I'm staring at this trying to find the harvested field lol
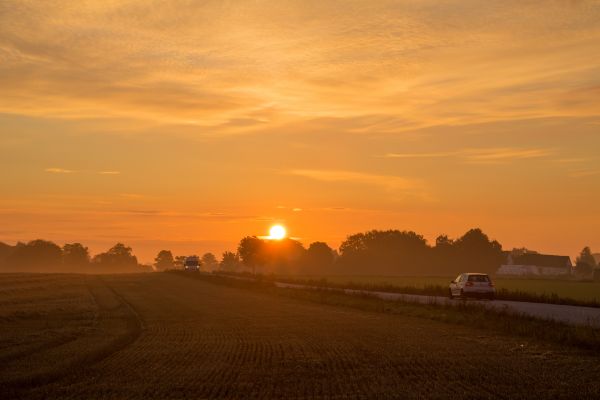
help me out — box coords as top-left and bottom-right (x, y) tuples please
(2, 273), (600, 399)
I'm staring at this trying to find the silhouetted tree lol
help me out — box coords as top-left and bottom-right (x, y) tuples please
(7, 239), (62, 272)
(263, 238), (305, 275)
(577, 247), (596, 268)
(575, 261), (594, 277)
(338, 230), (430, 275)
(62, 243), (90, 271)
(154, 250), (174, 271)
(301, 242), (335, 274)
(0, 242), (14, 271)
(238, 236), (265, 274)
(432, 235), (455, 274)
(238, 236), (306, 274)
(201, 253), (219, 271)
(575, 247), (596, 277)
(92, 243), (139, 273)
(174, 255), (186, 269)
(453, 229), (503, 274)
(220, 251), (241, 272)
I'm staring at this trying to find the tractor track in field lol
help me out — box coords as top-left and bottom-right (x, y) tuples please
(2, 276), (144, 396)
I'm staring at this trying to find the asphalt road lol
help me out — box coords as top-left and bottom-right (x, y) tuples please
(275, 282), (600, 328)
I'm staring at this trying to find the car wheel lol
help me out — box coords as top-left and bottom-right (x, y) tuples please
(460, 289), (464, 299)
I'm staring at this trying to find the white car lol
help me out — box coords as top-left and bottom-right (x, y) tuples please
(449, 273), (495, 300)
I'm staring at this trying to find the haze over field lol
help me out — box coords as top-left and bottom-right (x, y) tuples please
(1, 1), (599, 261)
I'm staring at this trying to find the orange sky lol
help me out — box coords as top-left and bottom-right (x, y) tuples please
(1, 1), (599, 263)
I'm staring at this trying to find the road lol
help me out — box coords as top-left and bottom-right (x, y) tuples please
(275, 282), (600, 328)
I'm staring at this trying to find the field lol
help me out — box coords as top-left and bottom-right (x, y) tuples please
(2, 273), (600, 399)
(285, 275), (600, 304)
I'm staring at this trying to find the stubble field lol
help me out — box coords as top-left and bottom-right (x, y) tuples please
(1, 272), (600, 399)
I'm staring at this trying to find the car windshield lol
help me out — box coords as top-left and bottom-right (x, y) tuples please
(468, 275), (489, 282)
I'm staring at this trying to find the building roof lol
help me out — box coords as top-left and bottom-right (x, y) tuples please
(512, 253), (571, 268)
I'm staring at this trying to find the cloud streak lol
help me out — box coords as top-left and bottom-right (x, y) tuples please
(383, 147), (554, 163)
(45, 167), (74, 174)
(288, 169), (426, 196)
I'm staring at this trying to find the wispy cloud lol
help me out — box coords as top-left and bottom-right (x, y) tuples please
(464, 148), (554, 163)
(383, 147), (554, 163)
(288, 169), (425, 196)
(45, 167), (74, 174)
(45, 168), (121, 175)
(383, 151), (459, 159)
(569, 169), (600, 178)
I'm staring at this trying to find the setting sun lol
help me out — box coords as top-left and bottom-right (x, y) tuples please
(269, 225), (287, 240)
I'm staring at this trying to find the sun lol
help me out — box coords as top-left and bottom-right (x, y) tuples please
(269, 224), (287, 240)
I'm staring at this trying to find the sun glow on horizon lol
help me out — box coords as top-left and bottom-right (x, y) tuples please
(268, 225), (287, 240)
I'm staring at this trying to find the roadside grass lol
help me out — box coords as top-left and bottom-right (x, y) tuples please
(174, 271), (600, 352)
(270, 275), (600, 308)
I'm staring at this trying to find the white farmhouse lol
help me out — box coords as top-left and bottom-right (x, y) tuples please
(497, 253), (572, 276)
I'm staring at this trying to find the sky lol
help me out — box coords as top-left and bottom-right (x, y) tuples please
(1, 0), (599, 263)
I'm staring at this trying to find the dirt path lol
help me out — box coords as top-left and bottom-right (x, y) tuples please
(11, 273), (599, 399)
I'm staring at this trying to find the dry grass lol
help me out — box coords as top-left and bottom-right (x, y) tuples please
(2, 272), (600, 399)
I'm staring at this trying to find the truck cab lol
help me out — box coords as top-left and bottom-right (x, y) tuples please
(184, 256), (200, 271)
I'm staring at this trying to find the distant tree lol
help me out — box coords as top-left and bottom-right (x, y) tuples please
(577, 247), (596, 268)
(238, 236), (265, 274)
(432, 235), (455, 274)
(435, 235), (453, 248)
(301, 242), (335, 274)
(154, 250), (174, 271)
(0, 242), (14, 271)
(174, 255), (186, 269)
(338, 230), (430, 275)
(220, 251), (241, 272)
(138, 263), (154, 273)
(201, 253), (219, 271)
(7, 239), (62, 272)
(62, 243), (90, 271)
(453, 229), (504, 274)
(263, 238), (305, 275)
(575, 261), (594, 277)
(238, 236), (306, 274)
(92, 243), (139, 273)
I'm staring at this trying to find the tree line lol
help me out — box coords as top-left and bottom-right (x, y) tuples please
(223, 228), (597, 276)
(0, 240), (149, 273)
(232, 228), (505, 276)
(1, 228), (597, 276)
